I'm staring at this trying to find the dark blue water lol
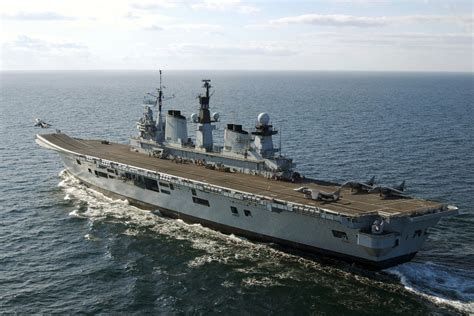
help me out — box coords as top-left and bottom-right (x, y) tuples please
(1, 71), (473, 314)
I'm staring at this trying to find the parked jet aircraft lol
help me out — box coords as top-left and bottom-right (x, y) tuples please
(369, 181), (406, 198)
(294, 186), (341, 202)
(342, 176), (375, 193)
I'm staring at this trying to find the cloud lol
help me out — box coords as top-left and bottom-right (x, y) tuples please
(167, 43), (295, 56)
(124, 11), (141, 20)
(1, 35), (91, 70)
(269, 14), (473, 28)
(1, 11), (76, 21)
(271, 14), (387, 27)
(385, 32), (473, 42)
(130, 0), (260, 14)
(191, 0), (260, 14)
(3, 35), (87, 52)
(237, 5), (260, 14)
(145, 25), (164, 31)
(145, 23), (223, 32)
(397, 14), (473, 25)
(332, 0), (388, 2)
(171, 23), (223, 31)
(131, 1), (178, 10)
(358, 32), (474, 49)
(244, 23), (274, 30)
(302, 31), (473, 50)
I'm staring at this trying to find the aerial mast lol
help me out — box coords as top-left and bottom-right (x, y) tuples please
(198, 79), (212, 123)
(158, 70), (163, 113)
(154, 69), (168, 143)
(279, 125), (282, 157)
(193, 79), (218, 151)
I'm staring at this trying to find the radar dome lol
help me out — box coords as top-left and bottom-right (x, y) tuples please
(212, 112), (220, 122)
(190, 113), (198, 123)
(257, 112), (270, 125)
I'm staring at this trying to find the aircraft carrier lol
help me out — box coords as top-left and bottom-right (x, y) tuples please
(36, 72), (458, 269)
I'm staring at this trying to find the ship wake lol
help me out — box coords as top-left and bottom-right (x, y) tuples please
(386, 262), (474, 314)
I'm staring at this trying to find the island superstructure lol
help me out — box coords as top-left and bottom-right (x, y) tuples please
(131, 74), (295, 181)
(36, 71), (458, 269)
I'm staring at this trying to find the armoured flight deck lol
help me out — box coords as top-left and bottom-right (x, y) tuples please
(39, 133), (442, 219)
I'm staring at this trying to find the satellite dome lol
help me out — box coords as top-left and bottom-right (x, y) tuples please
(257, 112), (270, 125)
(191, 113), (198, 123)
(212, 112), (220, 122)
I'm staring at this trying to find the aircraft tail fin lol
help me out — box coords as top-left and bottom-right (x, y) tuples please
(397, 180), (406, 192)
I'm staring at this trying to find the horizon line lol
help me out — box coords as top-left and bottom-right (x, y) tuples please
(1, 69), (472, 74)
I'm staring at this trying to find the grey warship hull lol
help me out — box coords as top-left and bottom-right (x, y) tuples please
(36, 133), (457, 269)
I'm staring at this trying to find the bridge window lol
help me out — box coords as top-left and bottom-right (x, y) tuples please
(332, 230), (348, 240)
(169, 183), (174, 190)
(191, 189), (197, 196)
(413, 230), (422, 238)
(230, 206), (238, 215)
(161, 189), (170, 195)
(88, 168), (92, 173)
(244, 210), (252, 217)
(159, 182), (169, 188)
(76, 159), (81, 165)
(192, 197), (210, 207)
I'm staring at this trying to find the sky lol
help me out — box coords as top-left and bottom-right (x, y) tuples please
(1, 0), (472, 71)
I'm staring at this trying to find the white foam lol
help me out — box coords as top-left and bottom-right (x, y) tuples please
(122, 228), (140, 237)
(241, 276), (282, 288)
(187, 255), (221, 268)
(387, 262), (474, 314)
(221, 280), (235, 288)
(68, 209), (85, 218)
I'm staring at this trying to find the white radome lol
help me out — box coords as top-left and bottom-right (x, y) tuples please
(191, 113), (198, 123)
(257, 112), (270, 125)
(212, 112), (220, 122)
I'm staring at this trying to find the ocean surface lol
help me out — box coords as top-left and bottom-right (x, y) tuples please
(1, 70), (473, 315)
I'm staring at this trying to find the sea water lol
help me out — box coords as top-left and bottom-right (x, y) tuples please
(0, 71), (472, 314)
